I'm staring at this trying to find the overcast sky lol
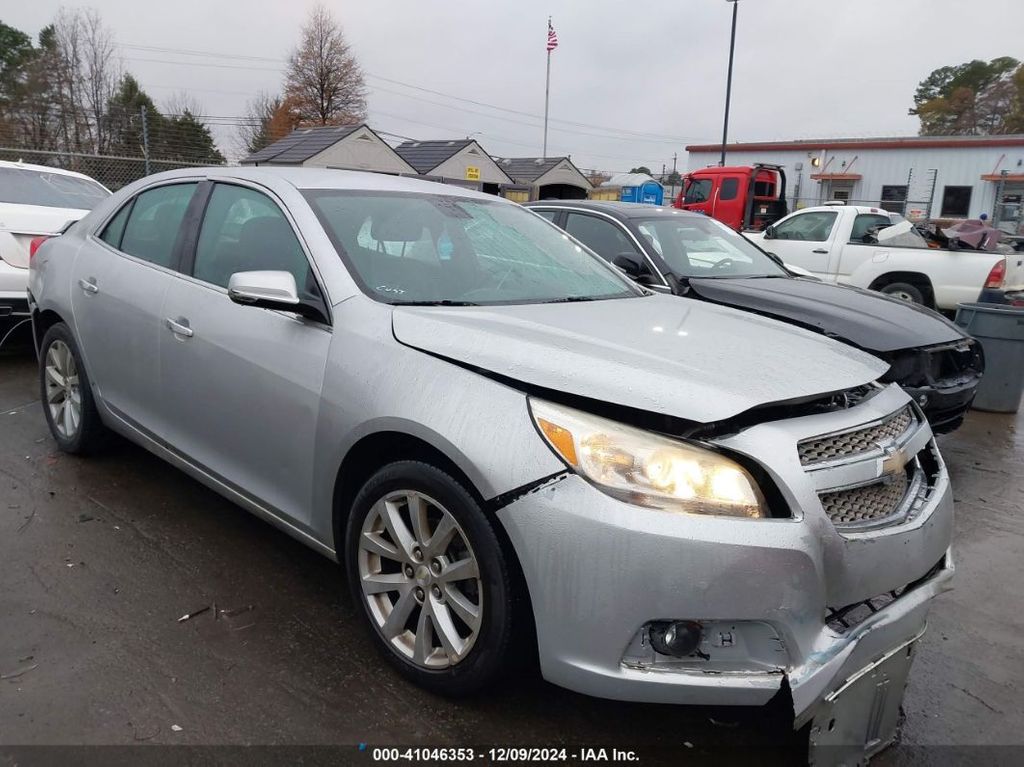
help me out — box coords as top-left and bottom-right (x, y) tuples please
(5, 0), (1023, 170)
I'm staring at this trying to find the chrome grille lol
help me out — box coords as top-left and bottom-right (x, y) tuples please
(797, 406), (913, 466)
(819, 473), (909, 526)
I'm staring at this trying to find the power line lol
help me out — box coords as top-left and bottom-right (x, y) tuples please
(116, 43), (700, 144)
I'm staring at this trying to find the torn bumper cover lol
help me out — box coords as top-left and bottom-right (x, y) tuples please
(495, 384), (954, 733)
(883, 340), (984, 434)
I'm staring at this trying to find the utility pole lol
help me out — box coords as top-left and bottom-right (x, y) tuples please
(720, 0), (739, 167)
(140, 106), (151, 176)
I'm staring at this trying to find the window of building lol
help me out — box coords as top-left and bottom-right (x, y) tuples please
(940, 186), (972, 218)
(879, 185), (908, 215)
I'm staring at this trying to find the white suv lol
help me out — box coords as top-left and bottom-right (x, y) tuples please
(0, 160), (109, 347)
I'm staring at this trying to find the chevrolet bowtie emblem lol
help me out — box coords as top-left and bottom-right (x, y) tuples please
(881, 444), (909, 475)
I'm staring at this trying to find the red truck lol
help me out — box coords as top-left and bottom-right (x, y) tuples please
(673, 163), (788, 231)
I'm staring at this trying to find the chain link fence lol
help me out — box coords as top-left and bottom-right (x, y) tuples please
(0, 146), (221, 191)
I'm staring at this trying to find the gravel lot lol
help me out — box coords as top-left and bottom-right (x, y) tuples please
(1, 349), (1021, 760)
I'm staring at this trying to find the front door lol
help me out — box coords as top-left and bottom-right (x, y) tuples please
(71, 182), (198, 436)
(763, 209), (840, 279)
(158, 182), (331, 526)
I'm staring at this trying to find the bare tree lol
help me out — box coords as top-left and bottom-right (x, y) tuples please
(80, 8), (120, 153)
(285, 4), (367, 126)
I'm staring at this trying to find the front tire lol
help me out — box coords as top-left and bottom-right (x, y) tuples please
(345, 461), (514, 696)
(39, 322), (106, 454)
(880, 282), (925, 304)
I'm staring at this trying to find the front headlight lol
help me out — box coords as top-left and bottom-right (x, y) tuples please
(530, 399), (767, 518)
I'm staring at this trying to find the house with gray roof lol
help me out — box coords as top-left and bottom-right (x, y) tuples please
(494, 156), (592, 201)
(241, 124), (416, 175)
(394, 139), (512, 193)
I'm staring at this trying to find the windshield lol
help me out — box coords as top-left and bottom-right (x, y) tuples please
(0, 167), (109, 210)
(635, 214), (788, 279)
(304, 191), (642, 305)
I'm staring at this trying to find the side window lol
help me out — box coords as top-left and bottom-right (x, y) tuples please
(119, 183), (198, 267)
(564, 213), (639, 261)
(772, 211), (838, 243)
(99, 202), (132, 249)
(849, 214), (892, 243)
(532, 209), (559, 223)
(719, 177), (740, 201)
(684, 179), (712, 204)
(194, 184), (310, 292)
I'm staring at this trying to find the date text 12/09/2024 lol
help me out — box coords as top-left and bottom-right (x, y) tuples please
(368, 747), (641, 762)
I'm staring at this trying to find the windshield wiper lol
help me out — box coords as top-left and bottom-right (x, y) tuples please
(540, 295), (601, 304)
(398, 300), (481, 306)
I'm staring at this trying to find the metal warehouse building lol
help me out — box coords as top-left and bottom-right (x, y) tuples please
(686, 135), (1024, 232)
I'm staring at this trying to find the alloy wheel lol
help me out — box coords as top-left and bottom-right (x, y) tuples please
(357, 490), (483, 669)
(44, 340), (81, 440)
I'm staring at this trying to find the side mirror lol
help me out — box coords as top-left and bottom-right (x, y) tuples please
(612, 252), (645, 279)
(764, 224), (775, 239)
(228, 270), (300, 311)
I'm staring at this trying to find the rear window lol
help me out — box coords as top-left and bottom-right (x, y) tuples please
(0, 167), (109, 210)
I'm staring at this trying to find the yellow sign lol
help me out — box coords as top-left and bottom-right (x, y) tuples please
(465, 166), (481, 181)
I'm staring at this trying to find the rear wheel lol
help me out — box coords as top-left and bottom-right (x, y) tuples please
(345, 461), (514, 696)
(39, 323), (106, 454)
(880, 282), (925, 304)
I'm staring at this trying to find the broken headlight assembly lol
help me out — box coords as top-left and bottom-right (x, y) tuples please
(529, 399), (767, 518)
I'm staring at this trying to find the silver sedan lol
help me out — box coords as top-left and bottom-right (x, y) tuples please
(28, 168), (952, 758)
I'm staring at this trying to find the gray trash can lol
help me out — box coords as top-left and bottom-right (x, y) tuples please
(955, 302), (1024, 413)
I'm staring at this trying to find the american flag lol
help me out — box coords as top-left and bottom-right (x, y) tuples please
(547, 19), (558, 52)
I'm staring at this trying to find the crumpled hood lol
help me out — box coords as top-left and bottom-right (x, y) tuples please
(392, 295), (888, 424)
(686, 277), (967, 353)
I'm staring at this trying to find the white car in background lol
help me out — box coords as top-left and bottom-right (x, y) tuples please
(0, 160), (110, 347)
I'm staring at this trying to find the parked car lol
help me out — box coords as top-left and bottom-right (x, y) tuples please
(0, 160), (110, 348)
(526, 200), (983, 433)
(30, 168), (954, 760)
(745, 204), (1024, 310)
(672, 163), (788, 231)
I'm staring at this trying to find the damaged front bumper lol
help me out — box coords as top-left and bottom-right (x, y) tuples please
(496, 384), (953, 750)
(886, 340), (984, 434)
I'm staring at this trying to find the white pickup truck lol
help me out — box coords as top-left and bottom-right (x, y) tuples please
(747, 204), (1024, 311)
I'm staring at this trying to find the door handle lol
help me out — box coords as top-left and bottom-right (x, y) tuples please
(78, 278), (99, 295)
(812, 248), (829, 254)
(165, 317), (194, 338)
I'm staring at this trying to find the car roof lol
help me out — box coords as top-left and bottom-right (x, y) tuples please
(524, 199), (703, 221)
(137, 165), (502, 202)
(0, 158), (106, 185)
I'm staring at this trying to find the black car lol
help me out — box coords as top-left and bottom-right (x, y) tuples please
(525, 200), (983, 433)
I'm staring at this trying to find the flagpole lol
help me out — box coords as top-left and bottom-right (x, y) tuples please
(543, 23), (551, 157)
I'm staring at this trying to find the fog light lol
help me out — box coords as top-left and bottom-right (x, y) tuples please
(648, 620), (703, 657)
(917, 393), (929, 407)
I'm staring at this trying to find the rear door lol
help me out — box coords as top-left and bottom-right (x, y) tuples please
(761, 209), (840, 279)
(157, 181), (331, 526)
(71, 181), (199, 436)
